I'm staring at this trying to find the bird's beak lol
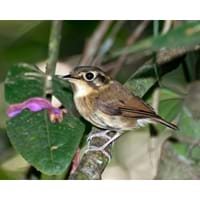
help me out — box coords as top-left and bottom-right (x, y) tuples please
(56, 74), (79, 84)
(57, 74), (72, 79)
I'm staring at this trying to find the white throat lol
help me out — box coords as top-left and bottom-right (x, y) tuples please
(71, 81), (94, 98)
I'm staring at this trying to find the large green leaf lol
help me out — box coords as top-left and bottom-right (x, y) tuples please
(169, 81), (200, 161)
(125, 60), (181, 98)
(112, 22), (200, 58)
(172, 106), (200, 160)
(125, 64), (157, 98)
(180, 81), (200, 139)
(158, 89), (183, 131)
(179, 107), (200, 139)
(5, 63), (85, 175)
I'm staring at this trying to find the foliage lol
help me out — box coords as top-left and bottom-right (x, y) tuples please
(5, 64), (85, 175)
(1, 21), (200, 179)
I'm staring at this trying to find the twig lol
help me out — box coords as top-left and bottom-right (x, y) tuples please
(45, 20), (62, 96)
(152, 88), (160, 113)
(156, 45), (200, 65)
(169, 133), (200, 162)
(153, 20), (160, 86)
(152, 20), (172, 111)
(124, 44), (200, 68)
(153, 20), (172, 87)
(161, 20), (172, 35)
(46, 20), (62, 76)
(171, 134), (200, 147)
(110, 20), (150, 77)
(80, 21), (113, 65)
(93, 21), (125, 65)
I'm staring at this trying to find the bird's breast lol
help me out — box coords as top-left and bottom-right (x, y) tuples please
(74, 95), (138, 130)
(74, 96), (93, 117)
(74, 95), (111, 129)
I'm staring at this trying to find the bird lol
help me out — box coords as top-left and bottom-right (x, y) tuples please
(60, 66), (178, 158)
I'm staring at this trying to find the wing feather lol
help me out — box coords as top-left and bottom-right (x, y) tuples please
(96, 81), (178, 130)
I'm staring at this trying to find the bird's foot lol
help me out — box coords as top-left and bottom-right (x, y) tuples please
(87, 130), (112, 143)
(85, 145), (112, 160)
(86, 131), (122, 161)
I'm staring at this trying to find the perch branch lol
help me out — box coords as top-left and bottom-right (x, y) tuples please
(69, 130), (116, 180)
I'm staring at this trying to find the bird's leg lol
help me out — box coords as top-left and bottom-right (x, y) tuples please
(86, 131), (122, 160)
(87, 129), (112, 142)
(96, 131), (122, 149)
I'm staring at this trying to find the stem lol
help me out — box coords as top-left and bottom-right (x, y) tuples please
(153, 20), (160, 85)
(110, 20), (150, 77)
(93, 21), (125, 65)
(44, 21), (62, 97)
(80, 21), (112, 65)
(153, 20), (159, 37)
(46, 20), (62, 76)
(161, 20), (172, 35)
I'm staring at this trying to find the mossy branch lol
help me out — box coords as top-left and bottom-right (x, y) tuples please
(69, 130), (115, 180)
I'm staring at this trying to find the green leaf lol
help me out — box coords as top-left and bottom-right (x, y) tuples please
(125, 64), (156, 98)
(159, 96), (183, 123)
(158, 89), (183, 131)
(161, 64), (188, 95)
(179, 106), (200, 139)
(112, 22), (200, 58)
(180, 81), (200, 138)
(5, 63), (44, 103)
(172, 81), (200, 160)
(185, 51), (200, 81)
(172, 106), (200, 160)
(5, 63), (85, 175)
(125, 62), (180, 98)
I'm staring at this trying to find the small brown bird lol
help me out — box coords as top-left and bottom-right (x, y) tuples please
(61, 66), (178, 156)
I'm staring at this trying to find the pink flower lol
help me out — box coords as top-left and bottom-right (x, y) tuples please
(7, 97), (67, 123)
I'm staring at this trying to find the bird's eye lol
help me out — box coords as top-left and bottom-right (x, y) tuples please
(84, 72), (95, 81)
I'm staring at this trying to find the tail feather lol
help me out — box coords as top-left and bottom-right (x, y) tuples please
(153, 116), (178, 130)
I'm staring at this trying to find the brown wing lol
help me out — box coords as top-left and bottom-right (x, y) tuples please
(97, 81), (178, 130)
(97, 81), (155, 117)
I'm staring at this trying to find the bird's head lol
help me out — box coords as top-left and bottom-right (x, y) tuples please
(60, 66), (112, 97)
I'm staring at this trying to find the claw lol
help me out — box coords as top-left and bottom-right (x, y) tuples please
(87, 130), (112, 143)
(7, 97), (67, 123)
(85, 146), (112, 161)
(86, 131), (122, 161)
